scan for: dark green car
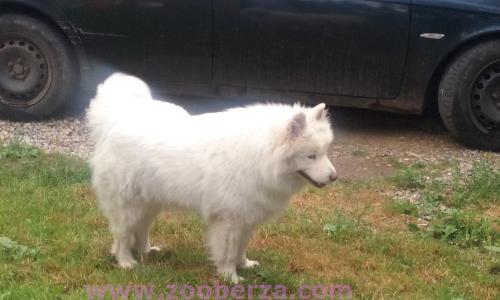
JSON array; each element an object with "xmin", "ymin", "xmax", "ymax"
[{"xmin": 1, "ymin": 0, "xmax": 500, "ymax": 150}]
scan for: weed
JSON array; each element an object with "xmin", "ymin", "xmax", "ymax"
[
  {"xmin": 384, "ymin": 199, "xmax": 419, "ymax": 217},
  {"xmin": 449, "ymin": 162, "xmax": 500, "ymax": 207},
  {"xmin": 391, "ymin": 163, "xmax": 426, "ymax": 189},
  {"xmin": 323, "ymin": 211, "xmax": 368, "ymax": 242},
  {"xmin": 430, "ymin": 209, "xmax": 499, "ymax": 247},
  {"xmin": 390, "ymin": 161, "xmax": 500, "ymax": 249},
  {"xmin": 0, "ymin": 142, "xmax": 39, "ymax": 159},
  {"xmin": 0, "ymin": 236, "xmax": 39, "ymax": 261}
]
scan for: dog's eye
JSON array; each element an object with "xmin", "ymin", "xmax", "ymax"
[{"xmin": 307, "ymin": 154, "xmax": 316, "ymax": 160}]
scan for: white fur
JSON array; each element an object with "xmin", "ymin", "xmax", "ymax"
[{"xmin": 87, "ymin": 73, "xmax": 336, "ymax": 283}]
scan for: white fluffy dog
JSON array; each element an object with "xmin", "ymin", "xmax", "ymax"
[{"xmin": 87, "ymin": 73, "xmax": 337, "ymax": 283}]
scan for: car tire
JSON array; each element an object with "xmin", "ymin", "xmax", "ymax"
[
  {"xmin": 438, "ymin": 40, "xmax": 500, "ymax": 151},
  {"xmin": 0, "ymin": 14, "xmax": 77, "ymax": 118}
]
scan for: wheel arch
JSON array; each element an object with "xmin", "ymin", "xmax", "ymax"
[
  {"xmin": 0, "ymin": 1, "xmax": 66, "ymax": 31},
  {"xmin": 425, "ymin": 31, "xmax": 500, "ymax": 110},
  {"xmin": 0, "ymin": 1, "xmax": 80, "ymax": 65}
]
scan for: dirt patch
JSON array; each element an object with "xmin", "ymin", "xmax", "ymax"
[
  {"xmin": 330, "ymin": 151, "xmax": 394, "ymax": 182},
  {"xmin": 327, "ymin": 107, "xmax": 499, "ymax": 181}
]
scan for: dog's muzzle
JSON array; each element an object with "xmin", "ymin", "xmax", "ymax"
[{"xmin": 298, "ymin": 171, "xmax": 329, "ymax": 188}]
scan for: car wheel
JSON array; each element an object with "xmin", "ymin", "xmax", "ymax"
[
  {"xmin": 438, "ymin": 40, "xmax": 500, "ymax": 151},
  {"xmin": 0, "ymin": 14, "xmax": 77, "ymax": 118}
]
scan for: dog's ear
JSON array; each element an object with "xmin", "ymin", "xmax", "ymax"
[
  {"xmin": 311, "ymin": 103, "xmax": 326, "ymax": 120},
  {"xmin": 289, "ymin": 112, "xmax": 306, "ymax": 137}
]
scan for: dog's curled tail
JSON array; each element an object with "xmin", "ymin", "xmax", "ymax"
[{"xmin": 87, "ymin": 73, "xmax": 153, "ymax": 144}]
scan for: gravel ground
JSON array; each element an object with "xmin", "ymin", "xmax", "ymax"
[
  {"xmin": 0, "ymin": 116, "xmax": 92, "ymax": 159},
  {"xmin": 0, "ymin": 101, "xmax": 499, "ymax": 175}
]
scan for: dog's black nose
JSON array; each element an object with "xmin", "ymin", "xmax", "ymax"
[{"xmin": 329, "ymin": 172, "xmax": 338, "ymax": 182}]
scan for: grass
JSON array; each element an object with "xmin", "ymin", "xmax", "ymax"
[
  {"xmin": 0, "ymin": 143, "xmax": 499, "ymax": 299},
  {"xmin": 390, "ymin": 162, "xmax": 427, "ymax": 190},
  {"xmin": 390, "ymin": 159, "xmax": 500, "ymax": 249},
  {"xmin": 448, "ymin": 162, "xmax": 500, "ymax": 207},
  {"xmin": 323, "ymin": 211, "xmax": 367, "ymax": 242},
  {"xmin": 0, "ymin": 236, "xmax": 40, "ymax": 261},
  {"xmin": 391, "ymin": 160, "xmax": 500, "ymax": 207},
  {"xmin": 384, "ymin": 199, "xmax": 419, "ymax": 217},
  {"xmin": 430, "ymin": 209, "xmax": 498, "ymax": 247}
]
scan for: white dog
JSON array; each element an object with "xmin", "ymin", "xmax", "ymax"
[{"xmin": 87, "ymin": 73, "xmax": 337, "ymax": 283}]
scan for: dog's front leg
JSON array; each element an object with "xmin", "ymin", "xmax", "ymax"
[{"xmin": 206, "ymin": 217, "xmax": 244, "ymax": 284}]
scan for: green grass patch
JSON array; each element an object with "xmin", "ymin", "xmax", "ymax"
[
  {"xmin": 430, "ymin": 208, "xmax": 499, "ymax": 248},
  {"xmin": 390, "ymin": 162, "xmax": 426, "ymax": 189},
  {"xmin": 448, "ymin": 162, "xmax": 500, "ymax": 207},
  {"xmin": 389, "ymin": 160, "xmax": 500, "ymax": 251},
  {"xmin": 0, "ymin": 236, "xmax": 40, "ymax": 261},
  {"xmin": 323, "ymin": 211, "xmax": 370, "ymax": 242},
  {"xmin": 391, "ymin": 160, "xmax": 500, "ymax": 207},
  {"xmin": 384, "ymin": 199, "xmax": 419, "ymax": 217},
  {"xmin": 0, "ymin": 142, "xmax": 40, "ymax": 159},
  {"xmin": 0, "ymin": 143, "xmax": 499, "ymax": 299}
]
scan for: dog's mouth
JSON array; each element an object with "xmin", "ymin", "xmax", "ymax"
[{"xmin": 298, "ymin": 171, "xmax": 326, "ymax": 188}]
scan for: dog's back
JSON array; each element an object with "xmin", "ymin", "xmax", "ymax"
[{"xmin": 87, "ymin": 73, "xmax": 188, "ymax": 145}]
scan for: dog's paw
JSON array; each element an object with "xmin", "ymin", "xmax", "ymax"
[
  {"xmin": 118, "ymin": 258, "xmax": 138, "ymax": 269},
  {"xmin": 135, "ymin": 245, "xmax": 161, "ymax": 255},
  {"xmin": 231, "ymin": 275, "xmax": 245, "ymax": 284},
  {"xmin": 218, "ymin": 270, "xmax": 244, "ymax": 284},
  {"xmin": 224, "ymin": 273, "xmax": 244, "ymax": 284},
  {"xmin": 148, "ymin": 246, "xmax": 161, "ymax": 252},
  {"xmin": 239, "ymin": 259, "xmax": 260, "ymax": 269}
]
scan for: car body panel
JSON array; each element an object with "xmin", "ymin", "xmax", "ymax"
[
  {"xmin": 1, "ymin": 0, "xmax": 500, "ymax": 114},
  {"xmin": 396, "ymin": 1, "xmax": 500, "ymax": 112},
  {"xmin": 59, "ymin": 1, "xmax": 212, "ymax": 85},
  {"xmin": 213, "ymin": 0, "xmax": 410, "ymax": 99},
  {"xmin": 414, "ymin": 0, "xmax": 500, "ymax": 15}
]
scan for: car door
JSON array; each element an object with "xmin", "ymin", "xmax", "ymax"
[
  {"xmin": 60, "ymin": 0, "xmax": 212, "ymax": 85},
  {"xmin": 214, "ymin": 0, "xmax": 411, "ymax": 99}
]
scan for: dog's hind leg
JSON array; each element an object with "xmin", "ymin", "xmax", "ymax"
[
  {"xmin": 206, "ymin": 217, "xmax": 244, "ymax": 284},
  {"xmin": 112, "ymin": 230, "xmax": 137, "ymax": 268},
  {"xmin": 108, "ymin": 207, "xmax": 140, "ymax": 269},
  {"xmin": 133, "ymin": 208, "xmax": 161, "ymax": 256},
  {"xmin": 235, "ymin": 227, "xmax": 260, "ymax": 270},
  {"xmin": 110, "ymin": 236, "xmax": 118, "ymax": 256}
]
